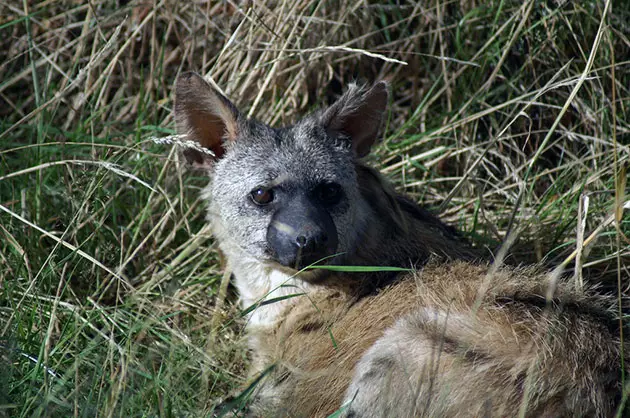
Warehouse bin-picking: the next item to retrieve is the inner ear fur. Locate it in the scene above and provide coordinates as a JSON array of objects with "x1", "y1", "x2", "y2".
[
  {"x1": 320, "y1": 81, "x2": 388, "y2": 158},
  {"x1": 174, "y1": 72, "x2": 240, "y2": 165}
]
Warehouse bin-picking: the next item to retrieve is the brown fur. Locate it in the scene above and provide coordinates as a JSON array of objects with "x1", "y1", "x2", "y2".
[
  {"x1": 249, "y1": 277, "x2": 419, "y2": 416},
  {"x1": 247, "y1": 262, "x2": 624, "y2": 417}
]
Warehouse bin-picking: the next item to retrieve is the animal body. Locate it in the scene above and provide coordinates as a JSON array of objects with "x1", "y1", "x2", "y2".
[{"x1": 174, "y1": 72, "x2": 627, "y2": 417}]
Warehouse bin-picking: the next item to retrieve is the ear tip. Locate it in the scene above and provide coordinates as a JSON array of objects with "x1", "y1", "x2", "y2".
[
  {"x1": 180, "y1": 71, "x2": 198, "y2": 80},
  {"x1": 176, "y1": 72, "x2": 206, "y2": 91},
  {"x1": 369, "y1": 81, "x2": 389, "y2": 107},
  {"x1": 373, "y1": 80, "x2": 389, "y2": 95}
]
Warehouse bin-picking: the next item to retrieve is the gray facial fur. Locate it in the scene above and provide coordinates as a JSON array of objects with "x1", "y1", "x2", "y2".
[{"x1": 207, "y1": 117, "x2": 370, "y2": 267}]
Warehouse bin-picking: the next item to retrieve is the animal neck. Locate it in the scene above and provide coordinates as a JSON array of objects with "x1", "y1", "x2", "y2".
[{"x1": 351, "y1": 164, "x2": 477, "y2": 272}]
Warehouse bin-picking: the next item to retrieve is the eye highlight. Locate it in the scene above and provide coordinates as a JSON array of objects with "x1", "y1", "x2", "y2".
[
  {"x1": 315, "y1": 182, "x2": 343, "y2": 205},
  {"x1": 250, "y1": 186, "x2": 274, "y2": 205}
]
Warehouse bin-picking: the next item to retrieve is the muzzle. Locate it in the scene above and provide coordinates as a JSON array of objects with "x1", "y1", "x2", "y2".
[{"x1": 267, "y1": 196, "x2": 339, "y2": 269}]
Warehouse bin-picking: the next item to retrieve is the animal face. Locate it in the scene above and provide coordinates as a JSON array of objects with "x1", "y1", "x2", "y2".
[
  {"x1": 208, "y1": 121, "x2": 364, "y2": 269},
  {"x1": 174, "y1": 73, "x2": 388, "y2": 271}
]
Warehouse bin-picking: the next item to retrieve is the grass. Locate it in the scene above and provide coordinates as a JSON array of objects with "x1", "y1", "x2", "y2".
[{"x1": 0, "y1": 0, "x2": 628, "y2": 416}]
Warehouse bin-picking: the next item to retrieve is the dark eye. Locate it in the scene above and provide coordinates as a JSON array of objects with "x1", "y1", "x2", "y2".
[
  {"x1": 316, "y1": 182, "x2": 343, "y2": 205},
  {"x1": 250, "y1": 186, "x2": 274, "y2": 205}
]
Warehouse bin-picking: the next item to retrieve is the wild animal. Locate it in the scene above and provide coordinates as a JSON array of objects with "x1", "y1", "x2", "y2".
[{"x1": 174, "y1": 72, "x2": 627, "y2": 417}]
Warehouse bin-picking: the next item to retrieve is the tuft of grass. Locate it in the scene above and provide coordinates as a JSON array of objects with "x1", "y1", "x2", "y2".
[{"x1": 0, "y1": 0, "x2": 628, "y2": 415}]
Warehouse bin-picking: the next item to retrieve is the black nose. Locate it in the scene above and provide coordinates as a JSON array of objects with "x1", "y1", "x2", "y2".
[
  {"x1": 296, "y1": 235, "x2": 307, "y2": 247},
  {"x1": 267, "y1": 199, "x2": 338, "y2": 269}
]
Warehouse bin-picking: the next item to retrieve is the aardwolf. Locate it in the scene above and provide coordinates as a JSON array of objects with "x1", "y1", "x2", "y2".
[{"x1": 174, "y1": 72, "x2": 626, "y2": 417}]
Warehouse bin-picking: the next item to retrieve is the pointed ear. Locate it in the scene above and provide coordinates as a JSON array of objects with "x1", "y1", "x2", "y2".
[
  {"x1": 320, "y1": 81, "x2": 388, "y2": 158},
  {"x1": 174, "y1": 72, "x2": 240, "y2": 167}
]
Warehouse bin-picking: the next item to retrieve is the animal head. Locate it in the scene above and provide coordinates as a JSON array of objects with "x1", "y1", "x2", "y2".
[{"x1": 174, "y1": 72, "x2": 388, "y2": 271}]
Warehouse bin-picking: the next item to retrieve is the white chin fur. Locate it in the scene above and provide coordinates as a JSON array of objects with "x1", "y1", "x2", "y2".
[{"x1": 230, "y1": 255, "x2": 313, "y2": 328}]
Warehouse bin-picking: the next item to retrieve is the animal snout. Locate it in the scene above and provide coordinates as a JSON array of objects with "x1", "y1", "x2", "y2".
[
  {"x1": 295, "y1": 224, "x2": 329, "y2": 247},
  {"x1": 267, "y1": 206, "x2": 338, "y2": 269}
]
